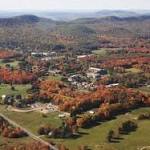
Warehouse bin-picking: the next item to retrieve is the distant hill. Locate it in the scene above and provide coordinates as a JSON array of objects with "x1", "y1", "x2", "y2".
[
  {"x1": 0, "y1": 15, "x2": 40, "y2": 26},
  {"x1": 57, "y1": 25, "x2": 96, "y2": 36},
  {"x1": 0, "y1": 10, "x2": 150, "y2": 21},
  {"x1": 0, "y1": 15, "x2": 55, "y2": 26},
  {"x1": 0, "y1": 14, "x2": 150, "y2": 50},
  {"x1": 71, "y1": 15, "x2": 150, "y2": 24},
  {"x1": 96, "y1": 10, "x2": 139, "y2": 18}
]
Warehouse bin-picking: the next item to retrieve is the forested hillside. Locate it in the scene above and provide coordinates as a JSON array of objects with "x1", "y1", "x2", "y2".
[{"x1": 0, "y1": 15, "x2": 150, "y2": 51}]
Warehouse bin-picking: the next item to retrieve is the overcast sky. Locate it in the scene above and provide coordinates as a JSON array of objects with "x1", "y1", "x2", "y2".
[{"x1": 0, "y1": 0, "x2": 150, "y2": 11}]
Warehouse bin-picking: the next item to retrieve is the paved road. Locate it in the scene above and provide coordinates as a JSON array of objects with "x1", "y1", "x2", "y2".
[{"x1": 0, "y1": 113, "x2": 58, "y2": 150}]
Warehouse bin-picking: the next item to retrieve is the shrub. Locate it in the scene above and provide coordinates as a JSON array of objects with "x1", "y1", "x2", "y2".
[{"x1": 119, "y1": 120, "x2": 137, "y2": 134}]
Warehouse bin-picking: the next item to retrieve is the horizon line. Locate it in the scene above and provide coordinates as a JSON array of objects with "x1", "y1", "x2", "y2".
[{"x1": 0, "y1": 9, "x2": 150, "y2": 12}]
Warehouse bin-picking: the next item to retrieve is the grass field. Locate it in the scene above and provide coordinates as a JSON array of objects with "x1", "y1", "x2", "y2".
[
  {"x1": 0, "y1": 60, "x2": 20, "y2": 68},
  {"x1": 0, "y1": 104, "x2": 61, "y2": 149},
  {"x1": 0, "y1": 105, "x2": 61, "y2": 135},
  {"x1": 0, "y1": 84, "x2": 31, "y2": 97},
  {"x1": 138, "y1": 86, "x2": 150, "y2": 95},
  {"x1": 0, "y1": 85, "x2": 150, "y2": 150},
  {"x1": 0, "y1": 82, "x2": 149, "y2": 150},
  {"x1": 47, "y1": 75, "x2": 63, "y2": 81},
  {"x1": 47, "y1": 108, "x2": 150, "y2": 150},
  {"x1": 125, "y1": 68, "x2": 141, "y2": 73},
  {"x1": 1, "y1": 105, "x2": 150, "y2": 150},
  {"x1": 92, "y1": 48, "x2": 107, "y2": 57}
]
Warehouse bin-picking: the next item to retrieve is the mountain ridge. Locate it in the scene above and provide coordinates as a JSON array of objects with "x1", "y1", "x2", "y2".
[
  {"x1": 0, "y1": 15, "x2": 55, "y2": 26},
  {"x1": 0, "y1": 14, "x2": 150, "y2": 26},
  {"x1": 0, "y1": 10, "x2": 150, "y2": 21}
]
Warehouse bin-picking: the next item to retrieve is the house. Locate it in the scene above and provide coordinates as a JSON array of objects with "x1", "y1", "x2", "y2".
[
  {"x1": 106, "y1": 83, "x2": 119, "y2": 88},
  {"x1": 58, "y1": 113, "x2": 70, "y2": 118},
  {"x1": 31, "y1": 52, "x2": 57, "y2": 61},
  {"x1": 50, "y1": 51, "x2": 57, "y2": 57},
  {"x1": 77, "y1": 54, "x2": 95, "y2": 61},
  {"x1": 1, "y1": 95, "x2": 6, "y2": 101},
  {"x1": 48, "y1": 69, "x2": 61, "y2": 75},
  {"x1": 87, "y1": 67, "x2": 107, "y2": 79},
  {"x1": 58, "y1": 114, "x2": 66, "y2": 118},
  {"x1": 88, "y1": 110, "x2": 95, "y2": 114},
  {"x1": 68, "y1": 74, "x2": 85, "y2": 82},
  {"x1": 31, "y1": 52, "x2": 49, "y2": 57},
  {"x1": 2, "y1": 95, "x2": 14, "y2": 105},
  {"x1": 41, "y1": 57, "x2": 52, "y2": 61}
]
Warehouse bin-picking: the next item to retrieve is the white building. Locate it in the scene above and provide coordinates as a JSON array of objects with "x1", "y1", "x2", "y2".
[{"x1": 87, "y1": 67, "x2": 107, "y2": 79}]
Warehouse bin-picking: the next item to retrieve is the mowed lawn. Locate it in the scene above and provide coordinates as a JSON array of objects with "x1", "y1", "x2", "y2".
[
  {"x1": 1, "y1": 105, "x2": 150, "y2": 150},
  {"x1": 47, "y1": 108, "x2": 150, "y2": 150},
  {"x1": 92, "y1": 48, "x2": 107, "y2": 57},
  {"x1": 0, "y1": 84, "x2": 31, "y2": 97}
]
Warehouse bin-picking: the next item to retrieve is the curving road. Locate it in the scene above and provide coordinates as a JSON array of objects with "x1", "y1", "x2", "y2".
[
  {"x1": 7, "y1": 107, "x2": 43, "y2": 113},
  {"x1": 0, "y1": 113, "x2": 58, "y2": 150}
]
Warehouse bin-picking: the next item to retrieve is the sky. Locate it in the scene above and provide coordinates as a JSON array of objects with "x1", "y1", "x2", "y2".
[{"x1": 0, "y1": 0, "x2": 150, "y2": 11}]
